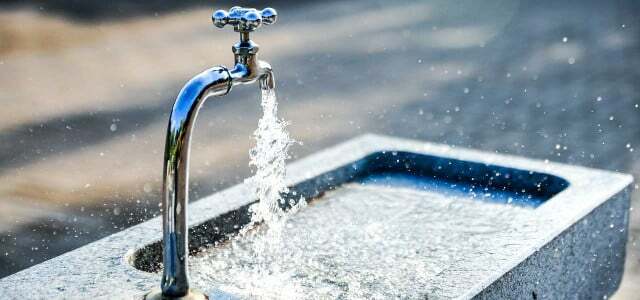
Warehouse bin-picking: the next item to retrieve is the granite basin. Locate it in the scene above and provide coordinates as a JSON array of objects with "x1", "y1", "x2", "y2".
[{"x1": 0, "y1": 134, "x2": 632, "y2": 299}]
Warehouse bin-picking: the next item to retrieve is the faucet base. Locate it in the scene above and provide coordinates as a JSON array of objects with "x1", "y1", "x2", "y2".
[{"x1": 144, "y1": 288, "x2": 208, "y2": 300}]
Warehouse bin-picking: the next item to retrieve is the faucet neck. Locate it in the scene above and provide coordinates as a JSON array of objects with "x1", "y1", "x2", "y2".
[{"x1": 233, "y1": 39, "x2": 259, "y2": 65}]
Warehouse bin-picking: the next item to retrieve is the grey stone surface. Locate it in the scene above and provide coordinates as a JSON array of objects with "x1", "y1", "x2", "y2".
[
  {"x1": 474, "y1": 189, "x2": 630, "y2": 300},
  {"x1": 0, "y1": 134, "x2": 632, "y2": 299}
]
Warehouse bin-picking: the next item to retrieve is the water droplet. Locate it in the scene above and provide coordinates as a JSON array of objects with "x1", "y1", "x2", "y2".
[
  {"x1": 110, "y1": 123, "x2": 118, "y2": 132},
  {"x1": 568, "y1": 57, "x2": 576, "y2": 64}
]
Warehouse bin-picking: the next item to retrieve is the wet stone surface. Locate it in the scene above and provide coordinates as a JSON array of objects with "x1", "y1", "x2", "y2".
[{"x1": 190, "y1": 181, "x2": 536, "y2": 299}]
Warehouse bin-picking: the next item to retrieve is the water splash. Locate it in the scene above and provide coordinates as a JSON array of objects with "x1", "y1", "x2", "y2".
[{"x1": 192, "y1": 88, "x2": 536, "y2": 299}]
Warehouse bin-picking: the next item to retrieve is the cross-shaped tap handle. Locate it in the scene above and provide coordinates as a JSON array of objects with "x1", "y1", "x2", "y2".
[{"x1": 212, "y1": 7, "x2": 277, "y2": 33}]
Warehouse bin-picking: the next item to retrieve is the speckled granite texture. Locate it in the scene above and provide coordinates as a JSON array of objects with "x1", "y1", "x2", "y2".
[
  {"x1": 0, "y1": 134, "x2": 632, "y2": 299},
  {"x1": 473, "y1": 189, "x2": 630, "y2": 300}
]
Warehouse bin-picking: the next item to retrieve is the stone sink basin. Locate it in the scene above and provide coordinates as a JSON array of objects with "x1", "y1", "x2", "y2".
[{"x1": 0, "y1": 134, "x2": 632, "y2": 299}]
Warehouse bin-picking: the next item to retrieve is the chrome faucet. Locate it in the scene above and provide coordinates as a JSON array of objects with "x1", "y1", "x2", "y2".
[{"x1": 145, "y1": 6, "x2": 277, "y2": 300}]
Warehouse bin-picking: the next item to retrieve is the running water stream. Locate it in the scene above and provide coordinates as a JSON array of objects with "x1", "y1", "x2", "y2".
[
  {"x1": 197, "y1": 84, "x2": 306, "y2": 297},
  {"x1": 246, "y1": 87, "x2": 296, "y2": 233}
]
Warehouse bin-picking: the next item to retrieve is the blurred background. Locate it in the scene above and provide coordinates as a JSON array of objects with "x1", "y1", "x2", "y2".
[{"x1": 0, "y1": 0, "x2": 638, "y2": 297}]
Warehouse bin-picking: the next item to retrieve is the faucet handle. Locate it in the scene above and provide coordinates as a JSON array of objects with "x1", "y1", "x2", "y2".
[{"x1": 212, "y1": 7, "x2": 277, "y2": 32}]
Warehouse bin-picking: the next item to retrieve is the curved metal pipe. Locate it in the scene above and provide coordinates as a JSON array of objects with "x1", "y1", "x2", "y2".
[
  {"x1": 158, "y1": 60, "x2": 272, "y2": 298},
  {"x1": 161, "y1": 66, "x2": 231, "y2": 297}
]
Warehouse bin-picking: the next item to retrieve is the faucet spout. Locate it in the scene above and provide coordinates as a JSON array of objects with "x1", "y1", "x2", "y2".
[{"x1": 229, "y1": 60, "x2": 273, "y2": 87}]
